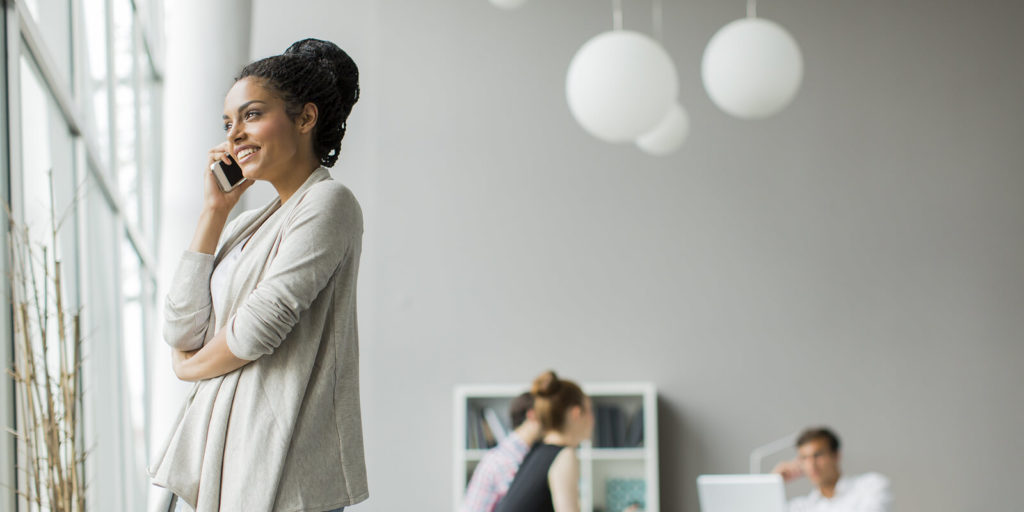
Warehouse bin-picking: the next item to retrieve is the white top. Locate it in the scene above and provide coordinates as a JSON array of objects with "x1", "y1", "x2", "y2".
[
  {"x1": 790, "y1": 473, "x2": 892, "y2": 512},
  {"x1": 209, "y1": 233, "x2": 251, "y2": 316}
]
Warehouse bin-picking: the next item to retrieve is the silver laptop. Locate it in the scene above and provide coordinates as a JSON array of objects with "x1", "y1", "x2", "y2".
[{"x1": 697, "y1": 474, "x2": 787, "y2": 512}]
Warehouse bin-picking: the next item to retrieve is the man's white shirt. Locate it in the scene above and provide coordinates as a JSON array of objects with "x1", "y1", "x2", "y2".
[{"x1": 789, "y1": 473, "x2": 892, "y2": 512}]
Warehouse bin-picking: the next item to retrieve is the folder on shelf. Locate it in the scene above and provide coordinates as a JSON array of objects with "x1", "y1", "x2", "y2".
[
  {"x1": 611, "y1": 407, "x2": 626, "y2": 448},
  {"x1": 626, "y1": 408, "x2": 644, "y2": 447},
  {"x1": 596, "y1": 405, "x2": 612, "y2": 448},
  {"x1": 596, "y1": 405, "x2": 634, "y2": 448}
]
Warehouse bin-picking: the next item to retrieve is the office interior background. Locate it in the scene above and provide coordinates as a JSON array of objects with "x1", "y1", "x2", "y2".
[{"x1": 2, "y1": 0, "x2": 1022, "y2": 510}]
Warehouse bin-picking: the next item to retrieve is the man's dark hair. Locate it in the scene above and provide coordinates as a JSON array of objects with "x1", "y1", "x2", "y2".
[
  {"x1": 509, "y1": 392, "x2": 534, "y2": 429},
  {"x1": 796, "y1": 427, "x2": 841, "y2": 453}
]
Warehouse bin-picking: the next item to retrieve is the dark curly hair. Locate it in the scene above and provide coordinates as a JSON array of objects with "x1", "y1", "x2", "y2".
[{"x1": 236, "y1": 38, "x2": 359, "y2": 168}]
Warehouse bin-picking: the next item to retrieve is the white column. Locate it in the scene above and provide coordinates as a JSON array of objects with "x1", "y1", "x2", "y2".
[{"x1": 148, "y1": 2, "x2": 251, "y2": 510}]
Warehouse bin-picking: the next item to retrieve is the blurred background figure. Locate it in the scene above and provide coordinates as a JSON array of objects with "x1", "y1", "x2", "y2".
[
  {"x1": 496, "y1": 371, "x2": 594, "y2": 512},
  {"x1": 461, "y1": 392, "x2": 542, "y2": 512},
  {"x1": 773, "y1": 427, "x2": 892, "y2": 512}
]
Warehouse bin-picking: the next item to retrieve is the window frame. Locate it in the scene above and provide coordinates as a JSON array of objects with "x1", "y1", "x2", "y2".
[
  {"x1": 2, "y1": 0, "x2": 163, "y2": 509},
  {"x1": 0, "y1": 2, "x2": 15, "y2": 511}
]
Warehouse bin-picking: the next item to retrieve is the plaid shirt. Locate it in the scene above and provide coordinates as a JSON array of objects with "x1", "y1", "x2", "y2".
[{"x1": 461, "y1": 433, "x2": 531, "y2": 512}]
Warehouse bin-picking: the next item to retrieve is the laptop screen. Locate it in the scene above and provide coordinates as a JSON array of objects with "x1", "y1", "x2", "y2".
[{"x1": 697, "y1": 474, "x2": 787, "y2": 512}]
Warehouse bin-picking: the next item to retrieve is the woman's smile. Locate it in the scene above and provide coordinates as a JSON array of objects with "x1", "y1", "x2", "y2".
[{"x1": 236, "y1": 145, "x2": 261, "y2": 163}]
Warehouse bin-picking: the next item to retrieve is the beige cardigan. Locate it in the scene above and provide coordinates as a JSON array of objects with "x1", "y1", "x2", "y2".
[{"x1": 150, "y1": 168, "x2": 368, "y2": 511}]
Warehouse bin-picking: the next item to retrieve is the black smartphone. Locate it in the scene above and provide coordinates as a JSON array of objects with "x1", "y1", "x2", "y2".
[{"x1": 213, "y1": 154, "x2": 246, "y2": 192}]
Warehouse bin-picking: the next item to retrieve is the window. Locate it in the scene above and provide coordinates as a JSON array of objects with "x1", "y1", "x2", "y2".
[{"x1": 2, "y1": 0, "x2": 163, "y2": 509}]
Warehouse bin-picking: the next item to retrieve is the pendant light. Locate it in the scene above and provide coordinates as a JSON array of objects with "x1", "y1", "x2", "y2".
[
  {"x1": 701, "y1": 0, "x2": 803, "y2": 119},
  {"x1": 566, "y1": 0, "x2": 688, "y2": 155}
]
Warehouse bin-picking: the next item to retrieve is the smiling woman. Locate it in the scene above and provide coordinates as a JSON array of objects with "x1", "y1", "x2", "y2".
[
  {"x1": 219, "y1": 80, "x2": 315, "y2": 194},
  {"x1": 148, "y1": 39, "x2": 367, "y2": 512}
]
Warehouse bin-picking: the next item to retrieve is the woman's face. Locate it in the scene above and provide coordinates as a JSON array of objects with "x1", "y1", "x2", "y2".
[
  {"x1": 567, "y1": 397, "x2": 595, "y2": 443},
  {"x1": 580, "y1": 397, "x2": 595, "y2": 440},
  {"x1": 222, "y1": 78, "x2": 304, "y2": 183}
]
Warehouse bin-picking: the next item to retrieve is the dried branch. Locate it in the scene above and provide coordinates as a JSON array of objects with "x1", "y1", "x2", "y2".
[{"x1": 5, "y1": 171, "x2": 88, "y2": 511}]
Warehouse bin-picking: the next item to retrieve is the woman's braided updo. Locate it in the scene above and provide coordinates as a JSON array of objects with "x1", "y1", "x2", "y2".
[{"x1": 237, "y1": 38, "x2": 359, "y2": 168}]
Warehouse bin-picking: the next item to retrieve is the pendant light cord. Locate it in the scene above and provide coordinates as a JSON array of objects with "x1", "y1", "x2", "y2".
[
  {"x1": 614, "y1": 0, "x2": 665, "y2": 38},
  {"x1": 747, "y1": 0, "x2": 757, "y2": 18},
  {"x1": 653, "y1": 0, "x2": 663, "y2": 40}
]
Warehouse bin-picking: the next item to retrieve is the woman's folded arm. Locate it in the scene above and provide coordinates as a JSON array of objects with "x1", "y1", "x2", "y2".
[
  {"x1": 171, "y1": 323, "x2": 249, "y2": 381},
  {"x1": 163, "y1": 250, "x2": 217, "y2": 351}
]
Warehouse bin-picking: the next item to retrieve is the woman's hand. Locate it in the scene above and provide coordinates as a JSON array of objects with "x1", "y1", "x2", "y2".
[
  {"x1": 204, "y1": 142, "x2": 253, "y2": 215},
  {"x1": 170, "y1": 325, "x2": 251, "y2": 382},
  {"x1": 188, "y1": 143, "x2": 254, "y2": 255},
  {"x1": 171, "y1": 348, "x2": 199, "y2": 380}
]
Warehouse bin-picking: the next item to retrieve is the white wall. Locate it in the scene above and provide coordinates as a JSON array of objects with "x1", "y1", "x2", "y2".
[{"x1": 247, "y1": 0, "x2": 1024, "y2": 510}]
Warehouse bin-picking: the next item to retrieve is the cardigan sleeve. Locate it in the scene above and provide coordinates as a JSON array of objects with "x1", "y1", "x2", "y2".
[
  {"x1": 226, "y1": 183, "x2": 362, "y2": 361},
  {"x1": 162, "y1": 208, "x2": 254, "y2": 351},
  {"x1": 163, "y1": 250, "x2": 216, "y2": 351}
]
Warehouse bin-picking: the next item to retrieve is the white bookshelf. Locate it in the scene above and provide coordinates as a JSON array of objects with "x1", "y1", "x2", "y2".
[{"x1": 454, "y1": 382, "x2": 659, "y2": 512}]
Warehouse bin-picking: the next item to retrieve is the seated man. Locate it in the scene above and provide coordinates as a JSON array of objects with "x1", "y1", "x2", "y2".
[
  {"x1": 461, "y1": 392, "x2": 542, "y2": 512},
  {"x1": 773, "y1": 427, "x2": 892, "y2": 512}
]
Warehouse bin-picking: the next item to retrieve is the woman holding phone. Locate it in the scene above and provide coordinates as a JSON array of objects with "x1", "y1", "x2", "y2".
[
  {"x1": 149, "y1": 39, "x2": 367, "y2": 512},
  {"x1": 496, "y1": 371, "x2": 595, "y2": 512}
]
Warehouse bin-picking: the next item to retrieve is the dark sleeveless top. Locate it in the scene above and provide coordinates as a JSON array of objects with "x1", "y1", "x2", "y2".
[{"x1": 495, "y1": 443, "x2": 565, "y2": 512}]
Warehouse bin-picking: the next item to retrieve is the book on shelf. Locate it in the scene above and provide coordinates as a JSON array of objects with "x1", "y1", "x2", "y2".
[
  {"x1": 466, "y1": 406, "x2": 511, "y2": 449},
  {"x1": 480, "y1": 414, "x2": 497, "y2": 448},
  {"x1": 483, "y1": 407, "x2": 509, "y2": 442},
  {"x1": 475, "y1": 409, "x2": 490, "y2": 449},
  {"x1": 467, "y1": 411, "x2": 478, "y2": 449}
]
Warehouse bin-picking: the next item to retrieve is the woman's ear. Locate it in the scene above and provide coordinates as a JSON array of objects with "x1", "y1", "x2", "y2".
[
  {"x1": 569, "y1": 405, "x2": 582, "y2": 420},
  {"x1": 297, "y1": 102, "x2": 318, "y2": 134}
]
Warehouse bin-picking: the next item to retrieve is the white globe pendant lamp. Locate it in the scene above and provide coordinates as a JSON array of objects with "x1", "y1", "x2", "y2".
[
  {"x1": 701, "y1": 1, "x2": 803, "y2": 119},
  {"x1": 636, "y1": 102, "x2": 690, "y2": 155},
  {"x1": 489, "y1": 0, "x2": 528, "y2": 9},
  {"x1": 566, "y1": 30, "x2": 679, "y2": 143}
]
